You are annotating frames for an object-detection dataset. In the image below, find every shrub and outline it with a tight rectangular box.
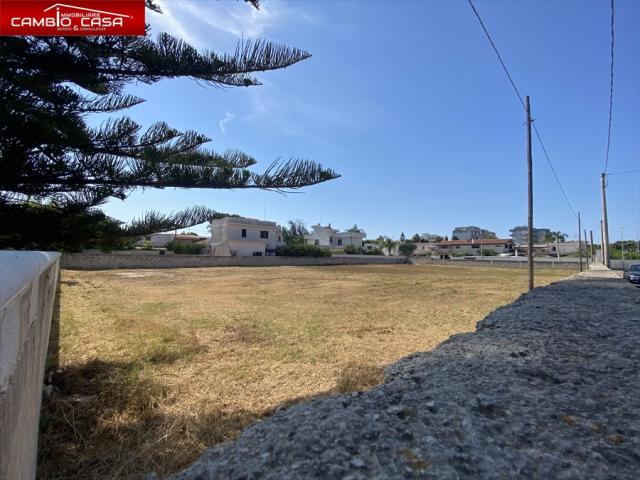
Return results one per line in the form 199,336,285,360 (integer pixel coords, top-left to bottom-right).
398,242,417,256
343,245,363,254
277,244,331,257
364,247,384,255
167,241,204,255
480,249,498,256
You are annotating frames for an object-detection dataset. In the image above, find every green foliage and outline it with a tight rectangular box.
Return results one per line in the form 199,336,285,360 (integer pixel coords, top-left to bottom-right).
398,243,417,256
480,249,498,256
364,247,384,255
543,231,567,243
167,241,204,255
278,244,330,257
346,224,364,233
0,8,338,251
343,245,363,254
281,219,308,245
610,241,640,260
382,237,397,255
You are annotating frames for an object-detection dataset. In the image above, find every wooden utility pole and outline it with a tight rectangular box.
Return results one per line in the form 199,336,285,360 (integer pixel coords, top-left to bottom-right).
578,212,583,272
584,228,589,268
590,230,595,261
601,172,611,267
526,96,534,291
600,220,605,263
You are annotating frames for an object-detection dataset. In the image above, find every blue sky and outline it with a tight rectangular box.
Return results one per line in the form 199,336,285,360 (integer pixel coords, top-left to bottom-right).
102,0,640,242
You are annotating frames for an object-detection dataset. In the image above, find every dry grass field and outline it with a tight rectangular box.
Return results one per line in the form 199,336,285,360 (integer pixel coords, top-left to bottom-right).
38,264,575,479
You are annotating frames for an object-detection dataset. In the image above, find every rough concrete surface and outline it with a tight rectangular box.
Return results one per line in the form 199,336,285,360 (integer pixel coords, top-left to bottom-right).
168,275,640,479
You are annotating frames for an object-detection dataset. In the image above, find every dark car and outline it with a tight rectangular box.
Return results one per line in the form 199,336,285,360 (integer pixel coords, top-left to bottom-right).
624,264,640,284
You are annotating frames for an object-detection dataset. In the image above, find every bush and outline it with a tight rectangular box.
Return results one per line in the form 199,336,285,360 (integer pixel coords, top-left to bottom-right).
277,244,331,257
167,241,204,255
480,249,498,256
364,247,384,255
398,242,417,256
343,245,363,254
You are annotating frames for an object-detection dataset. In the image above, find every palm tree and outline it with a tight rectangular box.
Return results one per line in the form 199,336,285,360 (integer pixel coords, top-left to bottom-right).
382,237,397,256
543,231,567,259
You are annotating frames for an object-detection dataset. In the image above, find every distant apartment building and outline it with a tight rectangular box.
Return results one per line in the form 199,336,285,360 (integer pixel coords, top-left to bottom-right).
209,217,284,256
435,238,514,256
510,226,551,246
419,233,444,243
304,224,365,249
451,226,497,241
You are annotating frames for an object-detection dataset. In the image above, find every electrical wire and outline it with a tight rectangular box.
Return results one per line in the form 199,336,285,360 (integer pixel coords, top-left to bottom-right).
467,0,578,219
604,0,615,173
605,169,640,176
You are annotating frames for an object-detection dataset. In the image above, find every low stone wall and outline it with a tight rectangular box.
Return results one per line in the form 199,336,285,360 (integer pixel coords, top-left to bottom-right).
0,251,60,480
410,256,582,269
61,253,407,270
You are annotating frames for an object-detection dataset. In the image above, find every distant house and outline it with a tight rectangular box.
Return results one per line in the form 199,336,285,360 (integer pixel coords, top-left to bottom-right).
509,226,551,246
435,239,514,256
209,217,284,257
413,243,437,256
139,232,206,248
452,226,497,241
304,224,365,249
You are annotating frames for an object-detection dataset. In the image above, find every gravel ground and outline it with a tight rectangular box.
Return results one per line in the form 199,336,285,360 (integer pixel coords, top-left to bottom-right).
167,275,640,479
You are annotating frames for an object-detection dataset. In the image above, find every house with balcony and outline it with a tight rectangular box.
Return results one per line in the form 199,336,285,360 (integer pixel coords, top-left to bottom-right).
209,217,284,256
303,224,365,249
435,238,514,256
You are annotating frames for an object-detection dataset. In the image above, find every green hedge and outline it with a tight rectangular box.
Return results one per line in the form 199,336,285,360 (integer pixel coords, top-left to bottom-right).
278,244,331,257
167,241,204,255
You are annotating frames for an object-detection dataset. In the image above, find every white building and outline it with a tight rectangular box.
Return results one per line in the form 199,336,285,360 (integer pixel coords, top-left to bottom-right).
304,224,365,249
452,226,497,241
209,217,284,256
435,239,514,256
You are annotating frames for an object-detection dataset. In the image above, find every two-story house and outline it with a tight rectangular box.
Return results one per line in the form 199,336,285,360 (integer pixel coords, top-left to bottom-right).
209,217,284,256
303,224,365,249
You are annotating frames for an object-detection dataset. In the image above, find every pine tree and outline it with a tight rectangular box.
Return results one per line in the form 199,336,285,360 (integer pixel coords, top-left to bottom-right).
0,1,338,251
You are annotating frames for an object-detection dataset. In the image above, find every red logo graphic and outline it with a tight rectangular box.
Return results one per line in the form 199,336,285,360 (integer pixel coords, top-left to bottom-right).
0,0,145,36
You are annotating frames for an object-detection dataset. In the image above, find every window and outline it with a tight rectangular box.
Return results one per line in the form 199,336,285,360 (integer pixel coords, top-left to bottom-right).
260,231,268,239
253,251,263,256
455,246,460,249
315,239,319,246
338,239,342,246
241,228,247,238
330,236,333,243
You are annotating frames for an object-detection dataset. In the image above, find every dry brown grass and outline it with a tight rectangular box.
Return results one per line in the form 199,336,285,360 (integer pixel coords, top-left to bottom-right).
38,264,575,479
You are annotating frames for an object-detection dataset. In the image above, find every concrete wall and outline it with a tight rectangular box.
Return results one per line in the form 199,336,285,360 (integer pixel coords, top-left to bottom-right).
1,251,60,480
611,259,640,271
61,253,407,270
410,256,581,269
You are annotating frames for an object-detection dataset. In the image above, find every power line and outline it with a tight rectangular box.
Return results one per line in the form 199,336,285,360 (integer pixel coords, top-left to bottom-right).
466,0,525,109
467,0,578,219
532,124,578,218
604,0,615,173
605,169,640,176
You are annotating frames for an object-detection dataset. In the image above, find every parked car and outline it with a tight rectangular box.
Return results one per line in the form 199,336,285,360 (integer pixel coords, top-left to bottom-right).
624,263,640,285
